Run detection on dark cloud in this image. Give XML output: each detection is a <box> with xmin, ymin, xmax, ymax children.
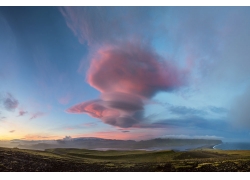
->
<box><xmin>161</xmin><ymin>134</ymin><xmax>223</xmax><ymax>140</ymax></box>
<box><xmin>29</xmin><ymin>112</ymin><xmax>45</xmax><ymax>120</ymax></box>
<box><xmin>135</xmin><ymin>115</ymin><xmax>228</xmax><ymax>132</ymax></box>
<box><xmin>101</xmin><ymin>92</ymin><xmax>143</xmax><ymax>111</ymax></box>
<box><xmin>168</xmin><ymin>105</ymin><xmax>207</xmax><ymax>116</ymax></box>
<box><xmin>1</xmin><ymin>93</ymin><xmax>18</xmax><ymax>111</ymax></box>
<box><xmin>67</xmin><ymin>92</ymin><xmax>144</xmax><ymax>128</ymax></box>
<box><xmin>209</xmin><ymin>106</ymin><xmax>228</xmax><ymax>114</ymax></box>
<box><xmin>103</xmin><ymin>116</ymin><xmax>140</xmax><ymax>128</ymax></box>
<box><xmin>122</xmin><ymin>131</ymin><xmax>130</xmax><ymax>133</ymax></box>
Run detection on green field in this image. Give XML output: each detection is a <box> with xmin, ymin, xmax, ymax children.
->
<box><xmin>1</xmin><ymin>147</ymin><xmax>250</xmax><ymax>171</ymax></box>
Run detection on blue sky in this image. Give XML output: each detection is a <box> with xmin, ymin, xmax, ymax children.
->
<box><xmin>1</xmin><ymin>6</ymin><xmax>250</xmax><ymax>141</ymax></box>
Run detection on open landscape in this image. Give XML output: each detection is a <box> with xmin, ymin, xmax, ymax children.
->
<box><xmin>1</xmin><ymin>146</ymin><xmax>250</xmax><ymax>172</ymax></box>
<box><xmin>1</xmin><ymin>6</ymin><xmax>250</xmax><ymax>173</ymax></box>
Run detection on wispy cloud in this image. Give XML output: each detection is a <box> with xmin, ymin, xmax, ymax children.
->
<box><xmin>29</xmin><ymin>112</ymin><xmax>45</xmax><ymax>120</ymax></box>
<box><xmin>161</xmin><ymin>134</ymin><xmax>223</xmax><ymax>140</ymax></box>
<box><xmin>23</xmin><ymin>134</ymin><xmax>59</xmax><ymax>140</ymax></box>
<box><xmin>17</xmin><ymin>110</ymin><xmax>28</xmax><ymax>117</ymax></box>
<box><xmin>59</xmin><ymin>7</ymin><xmax>167</xmax><ymax>45</ymax></box>
<box><xmin>83</xmin><ymin>122</ymin><xmax>97</xmax><ymax>127</ymax></box>
<box><xmin>0</xmin><ymin>116</ymin><xmax>6</xmax><ymax>121</ymax></box>
<box><xmin>9</xmin><ymin>130</ymin><xmax>15</xmax><ymax>133</ymax></box>
<box><xmin>63</xmin><ymin>122</ymin><xmax>98</xmax><ymax>131</ymax></box>
<box><xmin>122</xmin><ymin>131</ymin><xmax>130</xmax><ymax>133</ymax></box>
<box><xmin>168</xmin><ymin>105</ymin><xmax>207</xmax><ymax>116</ymax></box>
<box><xmin>208</xmin><ymin>106</ymin><xmax>228</xmax><ymax>114</ymax></box>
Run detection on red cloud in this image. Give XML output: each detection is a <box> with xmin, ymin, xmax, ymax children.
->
<box><xmin>67</xmin><ymin>92</ymin><xmax>144</xmax><ymax>128</ymax></box>
<box><xmin>75</xmin><ymin>128</ymin><xmax>168</xmax><ymax>141</ymax></box>
<box><xmin>67</xmin><ymin>100</ymin><xmax>137</xmax><ymax>128</ymax></box>
<box><xmin>87</xmin><ymin>43</ymin><xmax>186</xmax><ymax>98</ymax></box>
<box><xmin>67</xmin><ymin>42</ymin><xmax>188</xmax><ymax>128</ymax></box>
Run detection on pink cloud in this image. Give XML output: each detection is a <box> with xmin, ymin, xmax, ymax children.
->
<box><xmin>67</xmin><ymin>92</ymin><xmax>143</xmax><ymax>128</ymax></box>
<box><xmin>87</xmin><ymin>43</ymin><xmax>186</xmax><ymax>98</ymax></box>
<box><xmin>75</xmin><ymin>128</ymin><xmax>168</xmax><ymax>141</ymax></box>
<box><xmin>18</xmin><ymin>110</ymin><xmax>28</xmax><ymax>117</ymax></box>
<box><xmin>67</xmin><ymin>42</ymin><xmax>188</xmax><ymax>128</ymax></box>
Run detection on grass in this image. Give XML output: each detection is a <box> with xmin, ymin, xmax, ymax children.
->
<box><xmin>2</xmin><ymin>146</ymin><xmax>250</xmax><ymax>171</ymax></box>
<box><xmin>46</xmin><ymin>148</ymin><xmax>177</xmax><ymax>163</ymax></box>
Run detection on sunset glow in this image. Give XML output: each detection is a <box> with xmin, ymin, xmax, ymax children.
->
<box><xmin>1</xmin><ymin>6</ymin><xmax>250</xmax><ymax>142</ymax></box>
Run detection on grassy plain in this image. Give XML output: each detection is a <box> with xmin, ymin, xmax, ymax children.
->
<box><xmin>1</xmin><ymin>147</ymin><xmax>250</xmax><ymax>171</ymax></box>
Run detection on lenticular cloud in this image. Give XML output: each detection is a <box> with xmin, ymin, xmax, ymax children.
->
<box><xmin>67</xmin><ymin>42</ymin><xmax>187</xmax><ymax>128</ymax></box>
<box><xmin>88</xmin><ymin>43</ymin><xmax>185</xmax><ymax>98</ymax></box>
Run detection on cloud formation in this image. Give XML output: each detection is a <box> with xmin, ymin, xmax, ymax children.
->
<box><xmin>161</xmin><ymin>134</ymin><xmax>223</xmax><ymax>140</ymax></box>
<box><xmin>59</xmin><ymin>7</ymin><xmax>167</xmax><ymax>45</ymax></box>
<box><xmin>63</xmin><ymin>136</ymin><xmax>72</xmax><ymax>141</ymax></box>
<box><xmin>87</xmin><ymin>43</ymin><xmax>187</xmax><ymax>98</ymax></box>
<box><xmin>1</xmin><ymin>93</ymin><xmax>19</xmax><ymax>111</ymax></box>
<box><xmin>209</xmin><ymin>106</ymin><xmax>227</xmax><ymax>114</ymax></box>
<box><xmin>18</xmin><ymin>110</ymin><xmax>28</xmax><ymax>117</ymax></box>
<box><xmin>63</xmin><ymin>7</ymin><xmax>189</xmax><ymax>128</ymax></box>
<box><xmin>67</xmin><ymin>92</ymin><xmax>143</xmax><ymax>128</ymax></box>
<box><xmin>168</xmin><ymin>105</ymin><xmax>207</xmax><ymax>116</ymax></box>
<box><xmin>67</xmin><ymin>43</ymin><xmax>188</xmax><ymax>128</ymax></box>
<box><xmin>29</xmin><ymin>112</ymin><xmax>45</xmax><ymax>120</ymax></box>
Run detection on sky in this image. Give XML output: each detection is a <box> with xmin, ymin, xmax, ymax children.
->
<box><xmin>1</xmin><ymin>6</ymin><xmax>250</xmax><ymax>142</ymax></box>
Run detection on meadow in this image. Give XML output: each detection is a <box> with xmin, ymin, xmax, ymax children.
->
<box><xmin>1</xmin><ymin>146</ymin><xmax>250</xmax><ymax>172</ymax></box>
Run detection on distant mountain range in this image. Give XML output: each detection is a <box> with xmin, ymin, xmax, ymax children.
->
<box><xmin>8</xmin><ymin>137</ymin><xmax>222</xmax><ymax>151</ymax></box>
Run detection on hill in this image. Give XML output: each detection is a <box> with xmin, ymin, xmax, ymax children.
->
<box><xmin>14</xmin><ymin>137</ymin><xmax>222</xmax><ymax>151</ymax></box>
<box><xmin>1</xmin><ymin>146</ymin><xmax>250</xmax><ymax>171</ymax></box>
